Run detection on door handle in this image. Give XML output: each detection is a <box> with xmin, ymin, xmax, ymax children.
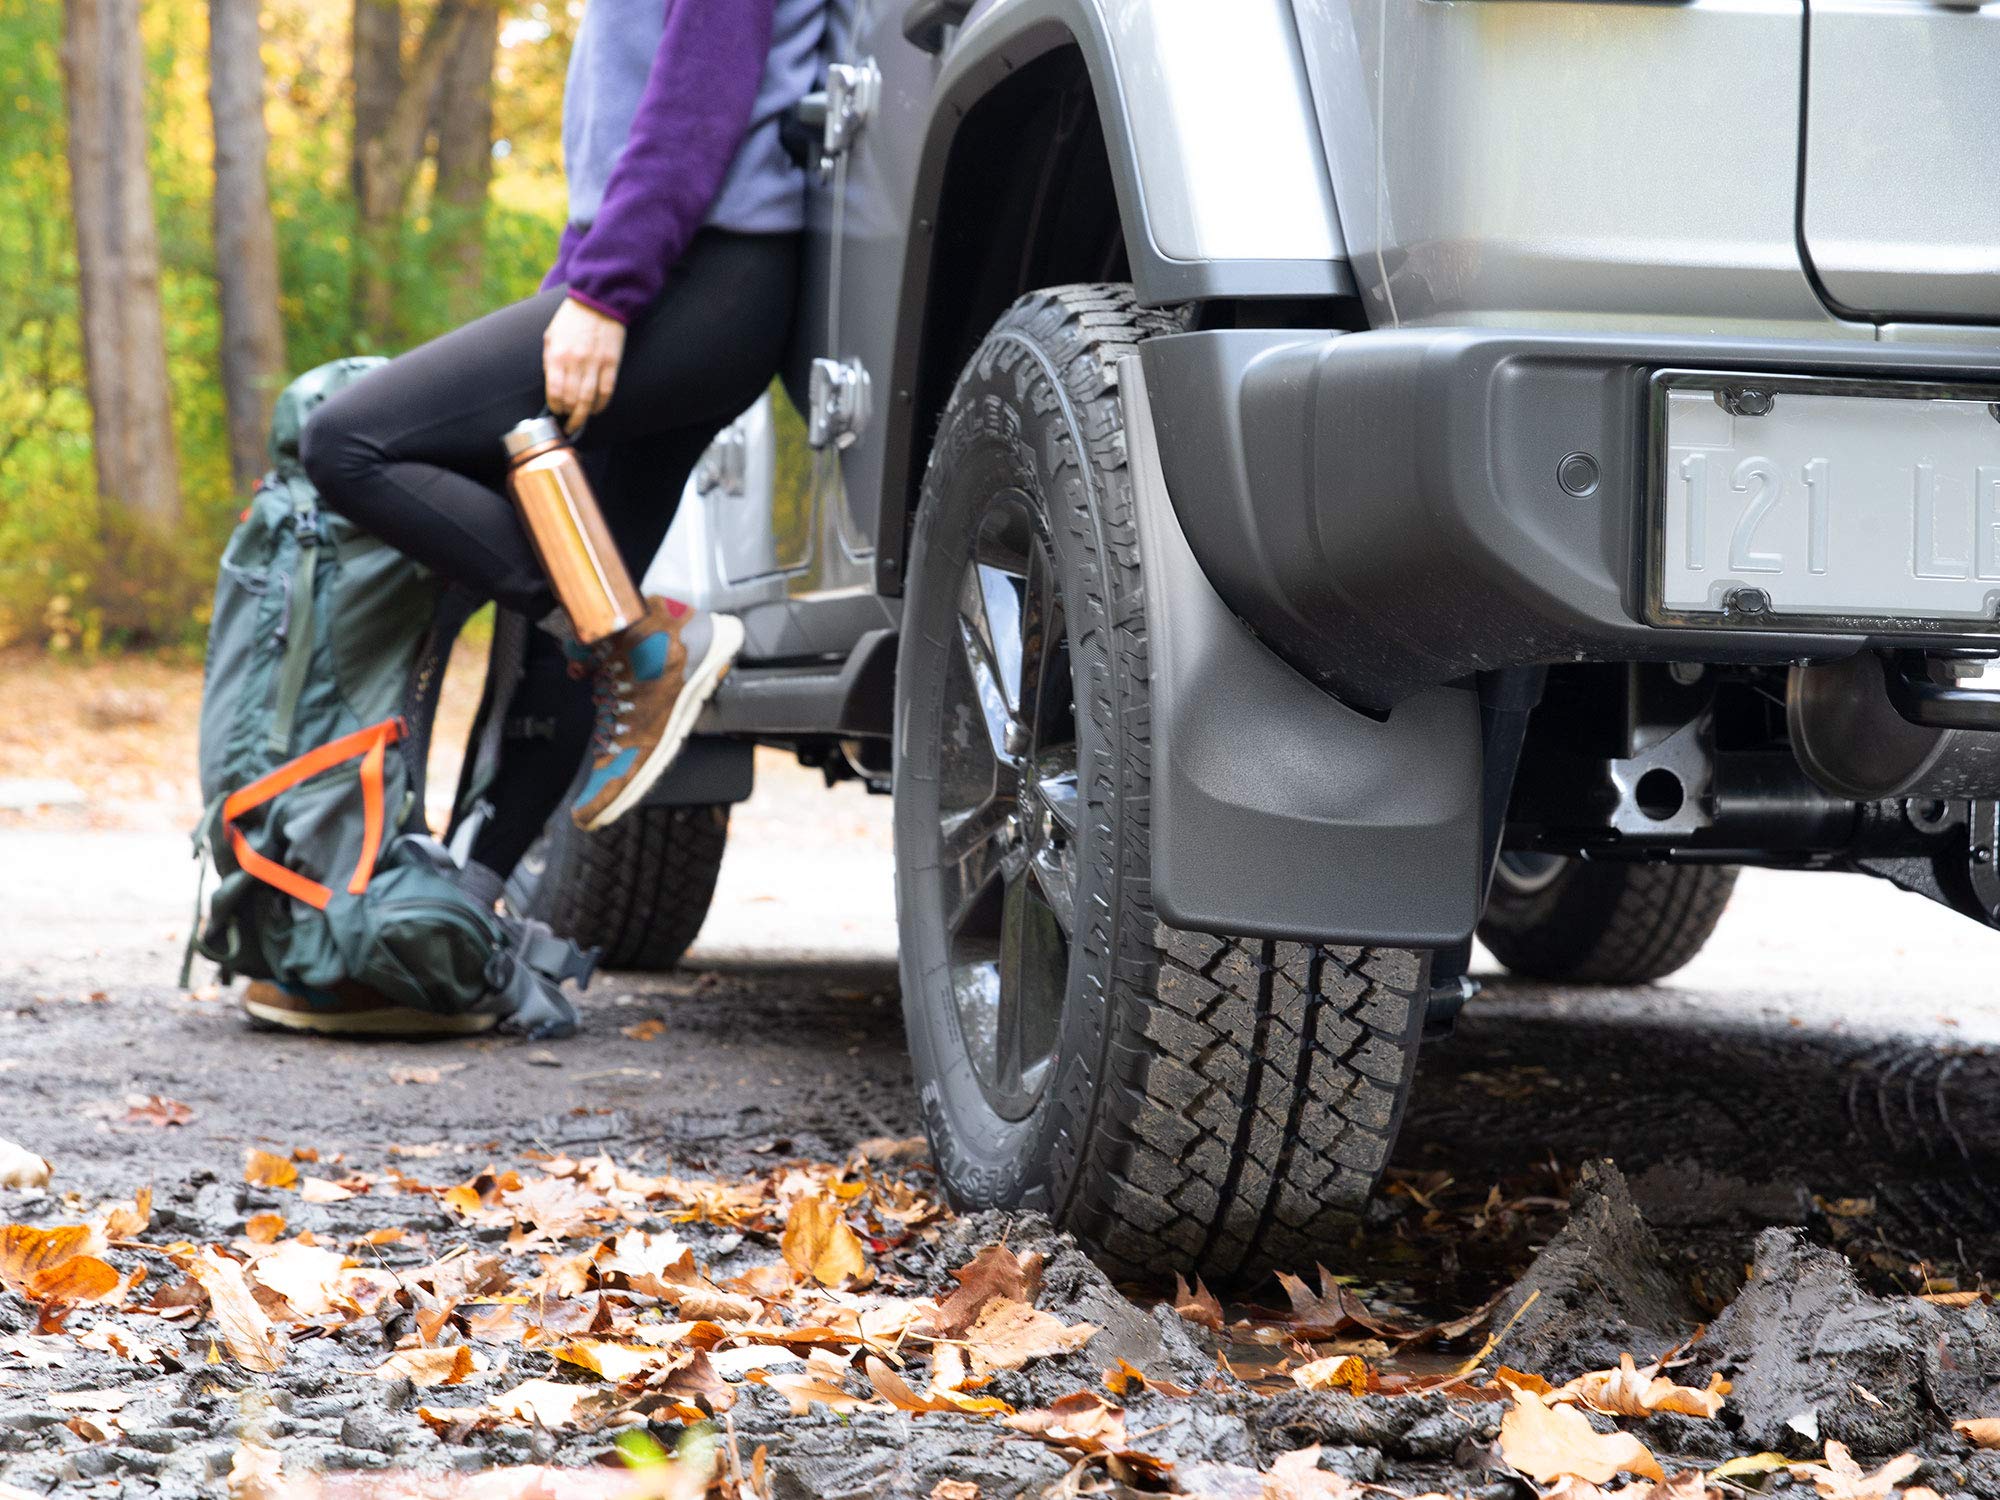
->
<box><xmin>904</xmin><ymin>0</ymin><xmax>974</xmax><ymax>54</ymax></box>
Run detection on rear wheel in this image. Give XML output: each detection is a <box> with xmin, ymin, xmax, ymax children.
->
<box><xmin>1479</xmin><ymin>855</ymin><xmax>1737</xmax><ymax>984</ymax></box>
<box><xmin>507</xmin><ymin>803</ymin><xmax>729</xmax><ymax>972</ymax></box>
<box><xmin>893</xmin><ymin>285</ymin><xmax>1430</xmax><ymax>1285</ymax></box>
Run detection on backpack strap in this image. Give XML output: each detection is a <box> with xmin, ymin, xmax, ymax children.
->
<box><xmin>224</xmin><ymin>718</ymin><xmax>405</xmax><ymax>911</ymax></box>
<box><xmin>446</xmin><ymin>608</ymin><xmax>530</xmax><ymax>862</ymax></box>
<box><xmin>266</xmin><ymin>486</ymin><xmax>323</xmax><ymax>756</ymax></box>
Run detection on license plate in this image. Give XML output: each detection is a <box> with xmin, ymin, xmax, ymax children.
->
<box><xmin>1650</xmin><ymin>371</ymin><xmax>2000</xmax><ymax>633</ymax></box>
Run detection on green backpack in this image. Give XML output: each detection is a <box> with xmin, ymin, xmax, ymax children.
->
<box><xmin>185</xmin><ymin>357</ymin><xmax>591</xmax><ymax>1037</ymax></box>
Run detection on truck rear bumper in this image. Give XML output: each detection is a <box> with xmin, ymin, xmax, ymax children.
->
<box><xmin>1141</xmin><ymin>327</ymin><xmax>2000</xmax><ymax>714</ymax></box>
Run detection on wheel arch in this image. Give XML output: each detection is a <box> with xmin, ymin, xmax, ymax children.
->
<box><xmin>874</xmin><ymin>0</ymin><xmax>1355</xmax><ymax>597</ymax></box>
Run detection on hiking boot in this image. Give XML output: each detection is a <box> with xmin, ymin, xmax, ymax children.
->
<box><xmin>240</xmin><ymin>978</ymin><xmax>499</xmax><ymax>1038</ymax></box>
<box><xmin>572</xmin><ymin>596</ymin><xmax>743</xmax><ymax>832</ymax></box>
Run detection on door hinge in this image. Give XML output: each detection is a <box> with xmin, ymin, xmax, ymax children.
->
<box><xmin>808</xmin><ymin>357</ymin><xmax>873</xmax><ymax>451</ymax></box>
<box><xmin>821</xmin><ymin>60</ymin><xmax>881</xmax><ymax>172</ymax></box>
<box><xmin>694</xmin><ymin>417</ymin><xmax>750</xmax><ymax>497</ymax></box>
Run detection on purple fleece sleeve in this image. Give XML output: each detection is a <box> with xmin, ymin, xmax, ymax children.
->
<box><xmin>545</xmin><ymin>0</ymin><xmax>775</xmax><ymax>324</ymax></box>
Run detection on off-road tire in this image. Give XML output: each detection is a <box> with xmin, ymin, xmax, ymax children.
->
<box><xmin>507</xmin><ymin>804</ymin><xmax>729</xmax><ymax>972</ymax></box>
<box><xmin>894</xmin><ymin>284</ymin><xmax>1431</xmax><ymax>1287</ymax></box>
<box><xmin>1479</xmin><ymin>858</ymin><xmax>1737</xmax><ymax>984</ymax></box>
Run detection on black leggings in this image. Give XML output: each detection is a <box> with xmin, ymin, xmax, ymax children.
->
<box><xmin>302</xmin><ymin>229</ymin><xmax>800</xmax><ymax>875</ymax></box>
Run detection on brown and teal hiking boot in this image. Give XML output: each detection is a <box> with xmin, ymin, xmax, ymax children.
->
<box><xmin>572</xmin><ymin>596</ymin><xmax>743</xmax><ymax>832</ymax></box>
<box><xmin>240</xmin><ymin>978</ymin><xmax>499</xmax><ymax>1037</ymax></box>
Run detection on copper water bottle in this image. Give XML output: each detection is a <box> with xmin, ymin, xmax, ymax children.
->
<box><xmin>500</xmin><ymin>416</ymin><xmax>645</xmax><ymax>644</ymax></box>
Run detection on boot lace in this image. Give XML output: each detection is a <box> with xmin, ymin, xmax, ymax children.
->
<box><xmin>588</xmin><ymin>653</ymin><xmax>636</xmax><ymax>757</ymax></box>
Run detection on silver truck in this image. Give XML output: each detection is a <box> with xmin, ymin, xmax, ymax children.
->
<box><xmin>515</xmin><ymin>0</ymin><xmax>2000</xmax><ymax>1283</ymax></box>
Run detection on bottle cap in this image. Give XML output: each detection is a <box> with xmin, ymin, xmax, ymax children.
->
<box><xmin>502</xmin><ymin>415</ymin><xmax>564</xmax><ymax>458</ymax></box>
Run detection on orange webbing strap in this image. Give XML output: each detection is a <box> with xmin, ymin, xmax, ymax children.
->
<box><xmin>223</xmin><ymin>718</ymin><xmax>405</xmax><ymax>912</ymax></box>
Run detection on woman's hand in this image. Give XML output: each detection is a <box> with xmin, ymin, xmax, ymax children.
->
<box><xmin>543</xmin><ymin>296</ymin><xmax>627</xmax><ymax>433</ymax></box>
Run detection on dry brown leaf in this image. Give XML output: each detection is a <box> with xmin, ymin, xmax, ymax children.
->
<box><xmin>1556</xmin><ymin>1355</ymin><xmax>1729</xmax><ymax>1419</ymax></box>
<box><xmin>1491</xmin><ymin>1366</ymin><xmax>1557</xmax><ymax>1396</ymax></box>
<box><xmin>866</xmin><ymin>1354</ymin><xmax>1012</xmax><ymax>1415</ymax></box>
<box><xmin>76</xmin><ymin>1323</ymin><xmax>164</xmax><ymax>1365</ymax></box>
<box><xmin>0</xmin><ymin>1334</ymin><xmax>69</xmax><ymax>1367</ymax></box>
<box><xmin>490</xmin><ymin>1376</ymin><xmax>614</xmax><ymax>1430</ymax></box>
<box><xmin>366</xmin><ymin>1345</ymin><xmax>484</xmax><ymax>1388</ymax></box>
<box><xmin>1276</xmin><ymin>1267</ymin><xmax>1419</xmax><ymax>1339</ymax></box>
<box><xmin>244</xmin><ymin>1214</ymin><xmax>288</xmax><ymax>1246</ymax></box>
<box><xmin>960</xmin><ymin>1296</ymin><xmax>1098</xmax><ymax>1373</ymax></box>
<box><xmin>190</xmin><ymin>1247</ymin><xmax>288</xmax><ymax>1372</ymax></box>
<box><xmin>933</xmin><ymin>1244</ymin><xmax>1044</xmax><ymax>1336</ymax></box>
<box><xmin>1172</xmin><ymin>1271</ymin><xmax>1225</xmax><ymax>1332</ymax></box>
<box><xmin>243</xmin><ymin>1149</ymin><xmax>298</xmax><ymax>1190</ymax></box>
<box><xmin>555</xmin><ymin>1338</ymin><xmax>695</xmax><ymax>1384</ymax></box>
<box><xmin>621</xmin><ymin>1018</ymin><xmax>667</xmax><ymax>1041</ymax></box>
<box><xmin>1104</xmin><ymin>1355</ymin><xmax>1192</xmax><ymax>1399</ymax></box>
<box><xmin>1498</xmin><ymin>1388</ymin><xmax>1664</xmax><ymax>1484</ymax></box>
<box><xmin>226</xmin><ymin>1441</ymin><xmax>284</xmax><ymax>1500</ymax></box>
<box><xmin>122</xmin><ymin>1096</ymin><xmax>194</xmax><ymax>1128</ymax></box>
<box><xmin>931</xmin><ymin>1483</ymin><xmax>981</xmax><ymax>1500</ymax></box>
<box><xmin>0</xmin><ymin>1224</ymin><xmax>95</xmax><ymax>1291</ymax></box>
<box><xmin>96</xmin><ymin>1186</ymin><xmax>152</xmax><ymax>1241</ymax></box>
<box><xmin>27</xmin><ymin>1253</ymin><xmax>122</xmax><ymax>1306</ymax></box>
<box><xmin>1788</xmin><ymin>1442</ymin><xmax>1921</xmax><ymax>1500</ymax></box>
<box><xmin>761</xmin><ymin>1368</ymin><xmax>880</xmax><ymax>1416</ymax></box>
<box><xmin>299</xmin><ymin>1177</ymin><xmax>355</xmax><ymax>1204</ymax></box>
<box><xmin>1003</xmin><ymin>1390</ymin><xmax>1129</xmax><ymax>1454</ymax></box>
<box><xmin>1956</xmin><ymin>1419</ymin><xmax>2000</xmax><ymax>1450</ymax></box>
<box><xmin>47</xmin><ymin>1387</ymin><xmax>137</xmax><ymax>1411</ymax></box>
<box><xmin>0</xmin><ymin>1137</ymin><xmax>51</xmax><ymax>1190</ymax></box>
<box><xmin>1291</xmin><ymin>1354</ymin><xmax>1369</xmax><ymax>1395</ymax></box>
<box><xmin>780</xmin><ymin>1190</ymin><xmax>872</xmax><ymax>1288</ymax></box>
<box><xmin>249</xmin><ymin>1241</ymin><xmax>354</xmax><ymax>1319</ymax></box>
<box><xmin>1263</xmin><ymin>1446</ymin><xmax>1362</xmax><ymax>1500</ymax></box>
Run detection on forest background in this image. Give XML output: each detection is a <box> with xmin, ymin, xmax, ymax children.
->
<box><xmin>1</xmin><ymin>0</ymin><xmax>606</xmax><ymax>653</ymax></box>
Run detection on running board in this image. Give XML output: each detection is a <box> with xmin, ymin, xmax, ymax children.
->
<box><xmin>697</xmin><ymin>627</ymin><xmax>897</xmax><ymax>739</ymax></box>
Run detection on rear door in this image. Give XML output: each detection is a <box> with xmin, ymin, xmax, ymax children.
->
<box><xmin>1801</xmin><ymin>1</ymin><xmax>2000</xmax><ymax>322</ymax></box>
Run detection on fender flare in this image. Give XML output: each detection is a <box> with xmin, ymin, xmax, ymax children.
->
<box><xmin>876</xmin><ymin>0</ymin><xmax>1354</xmax><ymax>592</ymax></box>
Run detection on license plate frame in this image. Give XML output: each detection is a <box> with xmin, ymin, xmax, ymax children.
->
<box><xmin>1645</xmin><ymin>368</ymin><xmax>2000</xmax><ymax>637</ymax></box>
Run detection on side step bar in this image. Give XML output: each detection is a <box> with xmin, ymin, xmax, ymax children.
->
<box><xmin>696</xmin><ymin>627</ymin><xmax>897</xmax><ymax>739</ymax></box>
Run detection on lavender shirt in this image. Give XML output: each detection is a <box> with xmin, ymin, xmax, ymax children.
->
<box><xmin>544</xmin><ymin>0</ymin><xmax>825</xmax><ymax>325</ymax></box>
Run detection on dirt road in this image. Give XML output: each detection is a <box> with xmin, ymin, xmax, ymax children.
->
<box><xmin>3</xmin><ymin>655</ymin><xmax>1999</xmax><ymax>1496</ymax></box>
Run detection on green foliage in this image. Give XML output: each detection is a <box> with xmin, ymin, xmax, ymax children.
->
<box><xmin>0</xmin><ymin>0</ymin><xmax>568</xmax><ymax>652</ymax></box>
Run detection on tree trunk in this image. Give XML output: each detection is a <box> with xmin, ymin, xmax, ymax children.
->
<box><xmin>208</xmin><ymin>0</ymin><xmax>288</xmax><ymax>494</ymax></box>
<box><xmin>430</xmin><ymin>8</ymin><xmax>497</xmax><ymax>324</ymax></box>
<box><xmin>61</xmin><ymin>0</ymin><xmax>182</xmax><ymax>530</ymax></box>
<box><xmin>349</xmin><ymin>0</ymin><xmax>476</xmax><ymax>346</ymax></box>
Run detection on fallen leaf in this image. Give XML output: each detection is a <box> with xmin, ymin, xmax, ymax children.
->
<box><xmin>244</xmin><ymin>1214</ymin><xmax>288</xmax><ymax>1245</ymax></box>
<box><xmin>621</xmin><ymin>1018</ymin><xmax>666</xmax><ymax>1041</ymax></box>
<box><xmin>47</xmin><ymin>1387</ymin><xmax>136</xmax><ymax>1411</ymax></box>
<box><xmin>555</xmin><ymin>1338</ymin><xmax>696</xmax><ymax>1385</ymax></box>
<box><xmin>1292</xmin><ymin>1354</ymin><xmax>1369</xmax><ymax>1395</ymax></box>
<box><xmin>1104</xmin><ymin>1356</ymin><xmax>1192</xmax><ymax>1399</ymax></box>
<box><xmin>299</xmin><ymin>1177</ymin><xmax>355</xmax><ymax>1204</ymax></box>
<box><xmin>190</xmin><ymin>1247</ymin><xmax>288</xmax><ymax>1371</ymax></box>
<box><xmin>931</xmin><ymin>1483</ymin><xmax>981</xmax><ymax>1500</ymax></box>
<box><xmin>1956</xmin><ymin>1419</ymin><xmax>2000</xmax><ymax>1450</ymax></box>
<box><xmin>1277</xmin><ymin>1267</ymin><xmax>1419</xmax><ymax>1339</ymax></box>
<box><xmin>761</xmin><ymin>1369</ymin><xmax>879</xmax><ymax>1416</ymax></box>
<box><xmin>866</xmin><ymin>1354</ymin><xmax>1012</xmax><ymax>1415</ymax></box>
<box><xmin>226</xmin><ymin>1440</ymin><xmax>283</xmax><ymax>1500</ymax></box>
<box><xmin>1263</xmin><ymin>1446</ymin><xmax>1362</xmax><ymax>1500</ymax></box>
<box><xmin>243</xmin><ymin>1149</ymin><xmax>298</xmax><ymax>1190</ymax></box>
<box><xmin>961</xmin><ymin>1297</ymin><xmax>1098</xmax><ymax>1373</ymax></box>
<box><xmin>0</xmin><ymin>1138</ymin><xmax>51</xmax><ymax>1189</ymax></box>
<box><xmin>1788</xmin><ymin>1442</ymin><xmax>1921</xmax><ymax>1500</ymax></box>
<box><xmin>97</xmin><ymin>1186</ymin><xmax>152</xmax><ymax>1241</ymax></box>
<box><xmin>1172</xmin><ymin>1271</ymin><xmax>1225</xmax><ymax>1332</ymax></box>
<box><xmin>26</xmin><ymin>1253</ymin><xmax>122</xmax><ymax>1306</ymax></box>
<box><xmin>76</xmin><ymin>1324</ymin><xmax>164</xmax><ymax>1365</ymax></box>
<box><xmin>366</xmin><ymin>1345</ymin><xmax>485</xmax><ymax>1388</ymax></box>
<box><xmin>1492</xmin><ymin>1367</ymin><xmax>1557</xmax><ymax>1396</ymax></box>
<box><xmin>123</xmin><ymin>1095</ymin><xmax>194</xmax><ymax>1128</ymax></box>
<box><xmin>1556</xmin><ymin>1354</ymin><xmax>1729</xmax><ymax>1419</ymax></box>
<box><xmin>780</xmin><ymin>1190</ymin><xmax>871</xmax><ymax>1288</ymax></box>
<box><xmin>249</xmin><ymin>1241</ymin><xmax>355</xmax><ymax>1319</ymax></box>
<box><xmin>1708</xmin><ymin>1453</ymin><xmax>1789</xmax><ymax>1481</ymax></box>
<box><xmin>1498</xmin><ymin>1388</ymin><xmax>1664</xmax><ymax>1484</ymax></box>
<box><xmin>490</xmin><ymin>1377</ymin><xmax>615</xmax><ymax>1430</ymax></box>
<box><xmin>934</xmin><ymin>1244</ymin><xmax>1044</xmax><ymax>1336</ymax></box>
<box><xmin>0</xmin><ymin>1225</ymin><xmax>95</xmax><ymax>1290</ymax></box>
<box><xmin>0</xmin><ymin>1334</ymin><xmax>69</xmax><ymax>1367</ymax></box>
<box><xmin>1004</xmin><ymin>1390</ymin><xmax>1129</xmax><ymax>1454</ymax></box>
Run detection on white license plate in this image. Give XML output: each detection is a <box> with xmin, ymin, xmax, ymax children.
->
<box><xmin>1652</xmin><ymin>372</ymin><xmax>2000</xmax><ymax>632</ymax></box>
